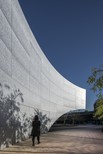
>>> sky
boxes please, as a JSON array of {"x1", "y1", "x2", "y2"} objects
[{"x1": 18, "y1": 0, "x2": 103, "y2": 111}]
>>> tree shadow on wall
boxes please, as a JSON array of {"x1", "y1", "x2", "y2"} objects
[{"x1": 0, "y1": 83, "x2": 30, "y2": 148}]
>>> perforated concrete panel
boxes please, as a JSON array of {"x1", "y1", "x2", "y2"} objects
[{"x1": 0, "y1": 0, "x2": 86, "y2": 143}]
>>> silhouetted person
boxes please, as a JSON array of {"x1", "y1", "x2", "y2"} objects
[{"x1": 31, "y1": 115, "x2": 41, "y2": 146}]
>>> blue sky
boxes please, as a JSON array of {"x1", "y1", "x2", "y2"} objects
[{"x1": 18, "y1": 0, "x2": 103, "y2": 110}]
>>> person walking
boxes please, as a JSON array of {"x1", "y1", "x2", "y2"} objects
[{"x1": 31, "y1": 115, "x2": 41, "y2": 146}]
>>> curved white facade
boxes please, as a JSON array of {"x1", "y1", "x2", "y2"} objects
[{"x1": 0, "y1": 0, "x2": 86, "y2": 132}]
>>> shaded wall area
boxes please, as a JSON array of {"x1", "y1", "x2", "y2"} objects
[{"x1": 0, "y1": 83, "x2": 32, "y2": 148}]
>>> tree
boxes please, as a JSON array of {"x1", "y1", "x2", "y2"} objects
[
  {"x1": 87, "y1": 66, "x2": 103, "y2": 98},
  {"x1": 94, "y1": 98, "x2": 103, "y2": 120},
  {"x1": 87, "y1": 66, "x2": 103, "y2": 121}
]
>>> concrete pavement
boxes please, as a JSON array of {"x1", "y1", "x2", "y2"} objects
[{"x1": 0, "y1": 124, "x2": 103, "y2": 154}]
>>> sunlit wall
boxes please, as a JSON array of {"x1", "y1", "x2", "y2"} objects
[{"x1": 0, "y1": 0, "x2": 86, "y2": 138}]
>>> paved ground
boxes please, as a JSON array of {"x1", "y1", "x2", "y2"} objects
[{"x1": 0, "y1": 124, "x2": 103, "y2": 154}]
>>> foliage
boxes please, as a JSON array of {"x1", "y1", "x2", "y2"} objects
[
  {"x1": 94, "y1": 98, "x2": 103, "y2": 120},
  {"x1": 87, "y1": 67, "x2": 103, "y2": 98},
  {"x1": 34, "y1": 109, "x2": 51, "y2": 133},
  {"x1": 87, "y1": 66, "x2": 103, "y2": 120}
]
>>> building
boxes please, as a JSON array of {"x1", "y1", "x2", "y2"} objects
[{"x1": 0, "y1": 0, "x2": 86, "y2": 148}]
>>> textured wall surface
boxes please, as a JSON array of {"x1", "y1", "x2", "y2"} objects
[{"x1": 0, "y1": 0, "x2": 86, "y2": 147}]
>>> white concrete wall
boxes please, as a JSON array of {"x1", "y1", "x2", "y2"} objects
[{"x1": 0, "y1": 0, "x2": 86, "y2": 133}]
